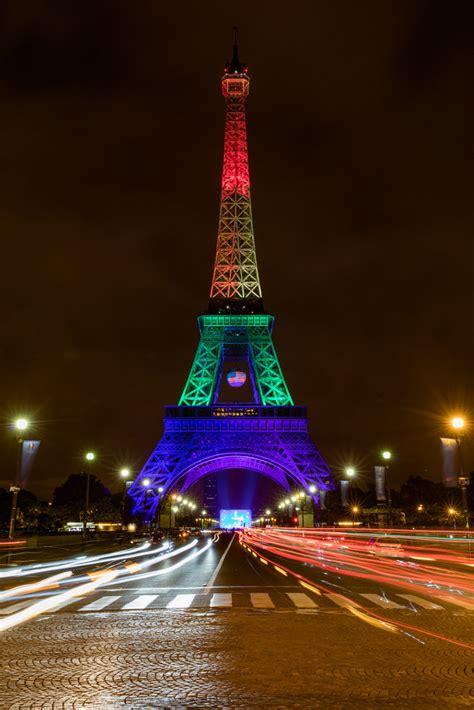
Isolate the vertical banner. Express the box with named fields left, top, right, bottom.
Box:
left=440, top=438, right=458, bottom=487
left=20, top=440, right=41, bottom=486
left=340, top=480, right=349, bottom=507
left=374, top=466, right=386, bottom=501
left=319, top=490, right=326, bottom=510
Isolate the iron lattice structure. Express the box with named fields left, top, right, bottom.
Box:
left=128, top=43, right=334, bottom=518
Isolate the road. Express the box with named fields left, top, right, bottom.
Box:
left=0, top=529, right=473, bottom=708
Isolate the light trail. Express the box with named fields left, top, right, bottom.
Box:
left=242, top=528, right=474, bottom=603
left=0, top=537, right=216, bottom=630
left=0, top=541, right=160, bottom=580
left=0, top=571, right=73, bottom=602
left=105, top=538, right=214, bottom=585
left=241, top=529, right=474, bottom=651
left=0, top=569, right=120, bottom=632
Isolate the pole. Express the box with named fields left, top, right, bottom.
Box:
left=82, top=464, right=91, bottom=551
left=8, top=438, right=23, bottom=542
left=143, top=491, right=148, bottom=533
left=386, top=466, right=392, bottom=528
left=456, top=436, right=470, bottom=530
left=119, top=480, right=127, bottom=544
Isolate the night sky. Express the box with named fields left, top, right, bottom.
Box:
left=1, top=1, right=473, bottom=499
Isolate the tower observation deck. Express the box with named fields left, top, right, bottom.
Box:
left=128, top=38, right=335, bottom=521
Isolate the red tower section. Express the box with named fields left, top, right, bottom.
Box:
left=209, top=43, right=263, bottom=314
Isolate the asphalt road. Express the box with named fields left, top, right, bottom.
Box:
left=0, top=530, right=473, bottom=708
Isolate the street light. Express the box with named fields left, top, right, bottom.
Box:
left=82, top=452, right=95, bottom=549
left=119, top=468, right=131, bottom=541
left=381, top=451, right=392, bottom=526
left=8, top=418, right=30, bottom=542
left=142, top=478, right=151, bottom=531
left=346, top=467, right=355, bottom=478
left=308, top=484, right=317, bottom=494
left=265, top=509, right=271, bottom=516
left=450, top=417, right=469, bottom=528
left=447, top=507, right=459, bottom=530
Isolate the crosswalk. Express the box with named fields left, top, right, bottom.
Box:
left=0, top=588, right=468, bottom=616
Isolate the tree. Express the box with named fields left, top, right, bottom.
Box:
left=53, top=473, right=111, bottom=519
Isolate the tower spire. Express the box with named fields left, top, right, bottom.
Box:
left=208, top=34, right=263, bottom=314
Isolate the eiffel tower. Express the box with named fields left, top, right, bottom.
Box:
left=128, top=39, right=334, bottom=519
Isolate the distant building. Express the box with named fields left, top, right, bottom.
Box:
left=203, top=475, right=218, bottom=518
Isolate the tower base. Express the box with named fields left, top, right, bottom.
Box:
left=128, top=405, right=334, bottom=518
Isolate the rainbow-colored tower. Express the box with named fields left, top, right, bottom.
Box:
left=129, top=40, right=334, bottom=520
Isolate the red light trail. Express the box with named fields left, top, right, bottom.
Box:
left=241, top=528, right=474, bottom=651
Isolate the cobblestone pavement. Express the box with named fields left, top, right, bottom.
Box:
left=1, top=608, right=473, bottom=709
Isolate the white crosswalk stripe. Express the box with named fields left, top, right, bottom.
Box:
left=210, top=593, right=232, bottom=607
left=324, top=593, right=361, bottom=609
left=80, top=595, right=121, bottom=611
left=361, top=593, right=404, bottom=609
left=250, top=592, right=274, bottom=609
left=286, top=592, right=317, bottom=608
left=396, top=594, right=443, bottom=610
left=166, top=594, right=195, bottom=609
left=122, top=594, right=159, bottom=610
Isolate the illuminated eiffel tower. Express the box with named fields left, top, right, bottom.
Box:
left=129, top=39, right=334, bottom=519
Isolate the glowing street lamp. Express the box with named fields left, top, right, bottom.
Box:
left=447, top=507, right=459, bottom=529
left=142, top=478, right=151, bottom=530
left=451, top=417, right=465, bottom=430
left=308, top=484, right=317, bottom=494
left=450, top=417, right=470, bottom=528
left=379, top=451, right=393, bottom=526
left=82, top=451, right=96, bottom=549
left=8, top=418, right=30, bottom=542
left=346, top=467, right=355, bottom=478
left=118, top=468, right=131, bottom=540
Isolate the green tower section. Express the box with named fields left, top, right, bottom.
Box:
left=179, top=314, right=293, bottom=407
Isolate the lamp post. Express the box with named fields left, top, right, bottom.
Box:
left=156, top=486, right=164, bottom=529
left=119, top=468, right=131, bottom=543
left=346, top=467, right=355, bottom=488
left=142, top=478, right=151, bottom=532
left=451, top=417, right=469, bottom=529
left=308, top=483, right=318, bottom=526
left=382, top=451, right=392, bottom=527
left=447, top=507, right=458, bottom=530
left=82, top=452, right=95, bottom=549
left=8, top=418, right=29, bottom=542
